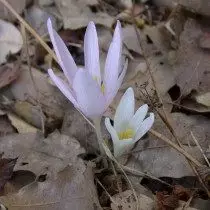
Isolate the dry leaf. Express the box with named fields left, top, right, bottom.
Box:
left=0, top=131, right=85, bottom=178
left=174, top=19, right=210, bottom=96
left=25, top=5, right=62, bottom=36
left=7, top=113, right=38, bottom=133
left=111, top=190, right=154, bottom=210
left=55, top=0, right=114, bottom=29
left=0, top=63, right=20, bottom=89
left=0, top=0, right=28, bottom=21
left=0, top=164, right=101, bottom=210
left=5, top=65, right=68, bottom=129
left=0, top=19, right=23, bottom=64
left=0, top=115, right=16, bottom=136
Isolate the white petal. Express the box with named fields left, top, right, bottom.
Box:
left=105, top=118, right=133, bottom=158
left=113, top=138, right=135, bottom=158
left=129, top=104, right=148, bottom=132
left=114, top=88, right=134, bottom=132
left=133, top=113, right=155, bottom=142
left=103, top=21, right=122, bottom=99
left=48, top=69, right=78, bottom=107
left=106, top=59, right=128, bottom=105
left=47, top=19, right=77, bottom=85
left=84, top=21, right=101, bottom=84
left=105, top=118, right=119, bottom=145
left=73, top=69, right=105, bottom=119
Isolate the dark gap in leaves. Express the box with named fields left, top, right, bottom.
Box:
left=10, top=170, right=36, bottom=189
left=89, top=5, right=98, bottom=13
left=159, top=61, right=164, bottom=65
left=141, top=176, right=208, bottom=199
left=0, top=157, right=17, bottom=193
left=146, top=35, right=153, bottom=44
left=168, top=85, right=181, bottom=101
left=79, top=153, right=97, bottom=161
left=20, top=162, right=28, bottom=166
left=38, top=174, right=47, bottom=182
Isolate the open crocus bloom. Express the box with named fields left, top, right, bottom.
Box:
left=105, top=88, right=154, bottom=158
left=47, top=18, right=127, bottom=119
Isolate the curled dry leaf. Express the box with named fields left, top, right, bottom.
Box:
left=0, top=19, right=23, bottom=65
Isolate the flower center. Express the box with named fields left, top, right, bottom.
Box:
left=118, top=128, right=134, bottom=140
left=93, top=76, right=105, bottom=94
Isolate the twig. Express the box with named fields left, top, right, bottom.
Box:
left=149, top=129, right=202, bottom=167
left=191, top=131, right=210, bottom=167
left=0, top=0, right=57, bottom=63
left=21, top=24, right=45, bottom=134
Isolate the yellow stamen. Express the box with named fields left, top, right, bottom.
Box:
left=101, top=83, right=105, bottom=94
left=118, top=128, right=134, bottom=140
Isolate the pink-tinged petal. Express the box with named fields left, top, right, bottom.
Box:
left=73, top=69, right=105, bottom=119
left=129, top=104, right=148, bottom=133
left=47, top=18, right=77, bottom=85
left=104, top=21, right=122, bottom=98
left=114, top=88, right=135, bottom=133
left=133, top=113, right=155, bottom=142
left=106, top=59, right=128, bottom=105
left=48, top=69, right=78, bottom=107
left=84, top=21, right=101, bottom=84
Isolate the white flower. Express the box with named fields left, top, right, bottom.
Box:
left=47, top=19, right=127, bottom=119
left=105, top=88, right=154, bottom=157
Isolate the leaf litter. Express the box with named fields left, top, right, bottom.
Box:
left=1, top=0, right=210, bottom=209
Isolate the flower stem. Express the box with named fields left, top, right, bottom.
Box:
left=93, top=117, right=105, bottom=156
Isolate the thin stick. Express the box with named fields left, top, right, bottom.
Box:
left=149, top=129, right=202, bottom=167
left=0, top=0, right=57, bottom=62
left=21, top=24, right=45, bottom=133
left=191, top=131, right=210, bottom=167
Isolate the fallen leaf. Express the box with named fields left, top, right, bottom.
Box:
left=111, top=190, right=154, bottom=210
left=156, top=191, right=179, bottom=210
left=0, top=131, right=85, bottom=178
left=25, top=5, right=62, bottom=36
left=0, top=0, right=28, bottom=21
left=0, top=157, right=17, bottom=193
left=0, top=164, right=101, bottom=210
left=0, top=19, right=23, bottom=64
left=7, top=113, right=38, bottom=133
left=0, top=63, right=20, bottom=89
left=4, top=65, right=68, bottom=129
left=174, top=19, right=210, bottom=96
left=55, top=0, right=114, bottom=29
left=0, top=115, right=16, bottom=136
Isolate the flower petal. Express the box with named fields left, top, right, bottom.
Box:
left=47, top=18, right=77, bottom=85
left=114, top=88, right=134, bottom=132
left=105, top=117, right=119, bottom=145
left=105, top=118, right=133, bottom=157
left=73, top=69, right=105, bottom=119
left=84, top=21, right=101, bottom=84
left=129, top=104, right=148, bottom=132
left=133, top=113, right=155, bottom=142
left=48, top=69, right=78, bottom=107
left=106, top=59, right=128, bottom=106
left=104, top=21, right=122, bottom=98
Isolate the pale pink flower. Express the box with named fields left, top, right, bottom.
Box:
left=47, top=19, right=127, bottom=119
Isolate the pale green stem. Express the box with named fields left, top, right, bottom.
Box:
left=93, top=117, right=105, bottom=156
